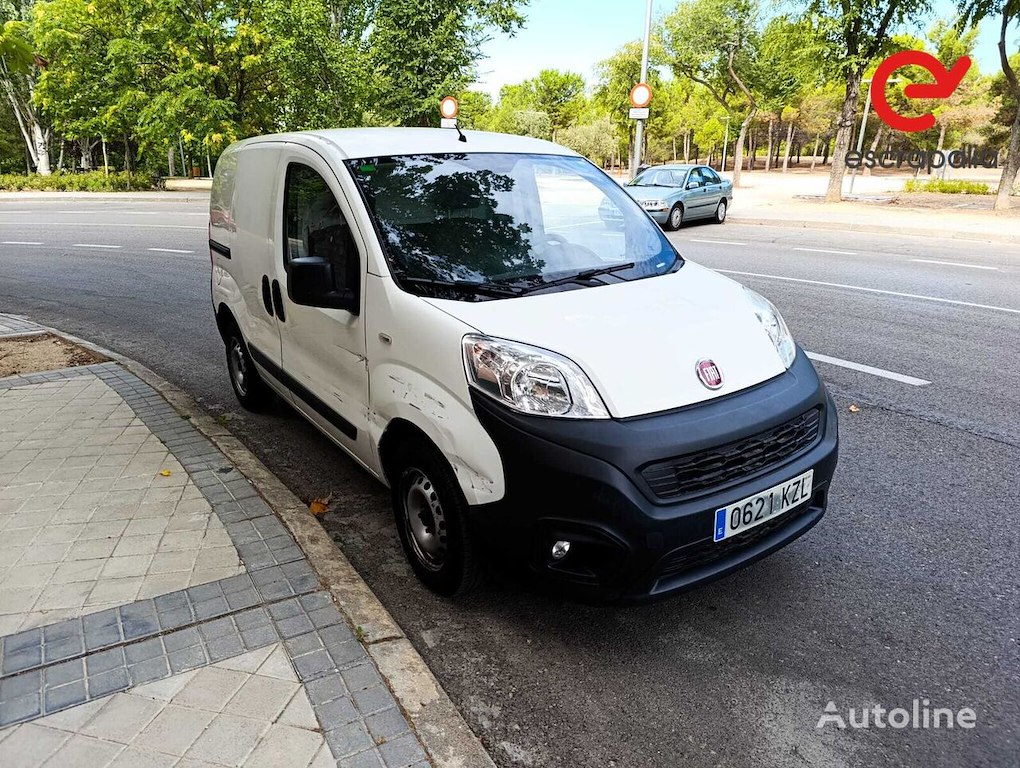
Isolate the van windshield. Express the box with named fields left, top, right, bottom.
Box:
left=346, top=153, right=680, bottom=301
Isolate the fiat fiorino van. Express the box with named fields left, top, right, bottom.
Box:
left=209, top=128, right=838, bottom=600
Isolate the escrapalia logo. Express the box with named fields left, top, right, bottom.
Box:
left=871, top=50, right=972, bottom=133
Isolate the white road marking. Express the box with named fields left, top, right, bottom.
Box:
left=716, top=269, right=1020, bottom=316
left=689, top=238, right=748, bottom=246
left=2, top=241, right=43, bottom=245
left=73, top=243, right=122, bottom=249
left=806, top=352, right=931, bottom=386
left=41, top=222, right=205, bottom=230
left=911, top=259, right=998, bottom=271
left=546, top=220, right=605, bottom=230
left=148, top=248, right=194, bottom=254
left=793, top=247, right=857, bottom=255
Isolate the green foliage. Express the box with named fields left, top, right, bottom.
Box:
left=903, top=178, right=991, bottom=194
left=0, top=169, right=158, bottom=190
left=556, top=117, right=616, bottom=165
left=369, top=0, right=525, bottom=126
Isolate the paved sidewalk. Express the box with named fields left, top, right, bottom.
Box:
left=0, top=319, right=429, bottom=768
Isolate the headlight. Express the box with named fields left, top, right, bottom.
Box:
left=463, top=335, right=609, bottom=418
left=744, top=288, right=796, bottom=368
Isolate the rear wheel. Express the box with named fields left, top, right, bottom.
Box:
left=714, top=199, right=727, bottom=224
left=390, top=438, right=481, bottom=596
left=225, top=330, right=272, bottom=411
left=665, top=203, right=684, bottom=231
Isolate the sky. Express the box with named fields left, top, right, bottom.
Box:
left=473, top=0, right=1010, bottom=99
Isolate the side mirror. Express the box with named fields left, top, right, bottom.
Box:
left=686, top=181, right=699, bottom=190
left=288, top=257, right=358, bottom=313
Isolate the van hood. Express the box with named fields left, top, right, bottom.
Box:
left=424, top=262, right=789, bottom=418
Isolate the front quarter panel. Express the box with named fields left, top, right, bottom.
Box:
left=365, top=275, right=506, bottom=505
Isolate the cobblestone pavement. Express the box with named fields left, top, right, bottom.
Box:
left=0, top=319, right=428, bottom=768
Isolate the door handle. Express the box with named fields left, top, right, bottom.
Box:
left=271, top=279, right=286, bottom=322
left=261, top=275, right=274, bottom=317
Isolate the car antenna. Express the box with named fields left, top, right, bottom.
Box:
left=454, top=120, right=467, bottom=143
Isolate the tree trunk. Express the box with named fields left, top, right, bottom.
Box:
left=30, top=121, right=51, bottom=175
left=782, top=121, right=795, bottom=172
left=168, top=147, right=176, bottom=177
left=995, top=102, right=1020, bottom=210
left=732, top=114, right=753, bottom=187
left=825, top=70, right=864, bottom=202
left=765, top=116, right=775, bottom=172
left=102, top=137, right=109, bottom=175
left=811, top=136, right=820, bottom=170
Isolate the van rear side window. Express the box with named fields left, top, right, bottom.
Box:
left=283, top=163, right=359, bottom=294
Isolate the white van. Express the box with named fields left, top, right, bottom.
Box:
left=209, top=128, right=838, bottom=600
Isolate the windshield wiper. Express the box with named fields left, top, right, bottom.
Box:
left=397, top=276, right=525, bottom=298
left=518, top=262, right=636, bottom=295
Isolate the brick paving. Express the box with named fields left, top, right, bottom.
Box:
left=0, top=319, right=428, bottom=767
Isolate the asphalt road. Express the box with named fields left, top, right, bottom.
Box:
left=2, top=197, right=1018, bottom=768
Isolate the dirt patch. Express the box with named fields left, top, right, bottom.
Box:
left=0, top=333, right=107, bottom=377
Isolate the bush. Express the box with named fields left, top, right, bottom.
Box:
left=0, top=170, right=161, bottom=192
left=903, top=178, right=990, bottom=195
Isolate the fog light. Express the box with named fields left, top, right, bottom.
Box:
left=551, top=541, right=571, bottom=560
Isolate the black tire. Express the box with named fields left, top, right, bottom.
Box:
left=665, top=203, right=684, bottom=231
left=390, top=437, right=481, bottom=596
left=224, top=328, right=273, bottom=412
left=714, top=199, right=727, bottom=224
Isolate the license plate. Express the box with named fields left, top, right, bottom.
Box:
left=713, top=470, right=814, bottom=542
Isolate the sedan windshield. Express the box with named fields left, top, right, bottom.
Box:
left=628, top=168, right=682, bottom=187
left=346, top=153, right=680, bottom=301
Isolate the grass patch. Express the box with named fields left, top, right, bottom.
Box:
left=0, top=170, right=160, bottom=191
left=903, top=178, right=990, bottom=195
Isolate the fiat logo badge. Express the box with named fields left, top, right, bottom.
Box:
left=696, top=359, right=723, bottom=389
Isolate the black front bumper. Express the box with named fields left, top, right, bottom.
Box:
left=469, top=349, right=839, bottom=601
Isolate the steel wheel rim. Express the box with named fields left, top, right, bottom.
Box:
left=671, top=207, right=683, bottom=228
left=401, top=469, right=448, bottom=572
left=229, top=340, right=248, bottom=396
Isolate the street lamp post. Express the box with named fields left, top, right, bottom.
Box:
left=631, top=0, right=654, bottom=178
left=847, top=79, right=873, bottom=196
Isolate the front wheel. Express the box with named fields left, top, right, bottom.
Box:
left=665, top=203, right=684, bottom=231
left=714, top=199, right=728, bottom=224
left=391, top=439, right=481, bottom=596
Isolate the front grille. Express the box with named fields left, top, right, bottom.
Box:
left=639, top=407, right=822, bottom=501
left=656, top=502, right=814, bottom=579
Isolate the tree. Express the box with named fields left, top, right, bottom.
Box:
left=593, top=40, right=665, bottom=171
left=960, top=0, right=1019, bottom=208
left=663, top=0, right=761, bottom=187
left=0, top=1, right=50, bottom=173
left=557, top=117, right=615, bottom=165
left=529, top=69, right=586, bottom=133
left=369, top=0, right=525, bottom=126
left=805, top=0, right=933, bottom=201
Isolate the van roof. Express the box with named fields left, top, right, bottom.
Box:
left=239, top=127, right=579, bottom=160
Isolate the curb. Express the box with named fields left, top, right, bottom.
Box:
left=33, top=323, right=496, bottom=768
left=728, top=214, right=1020, bottom=245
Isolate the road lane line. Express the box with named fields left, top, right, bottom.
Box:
left=805, top=352, right=931, bottom=386
left=42, top=222, right=205, bottom=230
left=73, top=243, right=122, bottom=249
left=688, top=238, right=748, bottom=246
left=793, top=247, right=857, bottom=255
left=148, top=248, right=194, bottom=254
left=911, top=259, right=999, bottom=271
left=2, top=241, right=44, bottom=245
left=715, top=269, right=1020, bottom=315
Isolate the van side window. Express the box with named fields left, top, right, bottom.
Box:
left=283, top=163, right=359, bottom=293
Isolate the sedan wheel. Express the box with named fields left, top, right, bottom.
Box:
left=714, top=199, right=727, bottom=224
left=666, top=203, right=684, bottom=231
